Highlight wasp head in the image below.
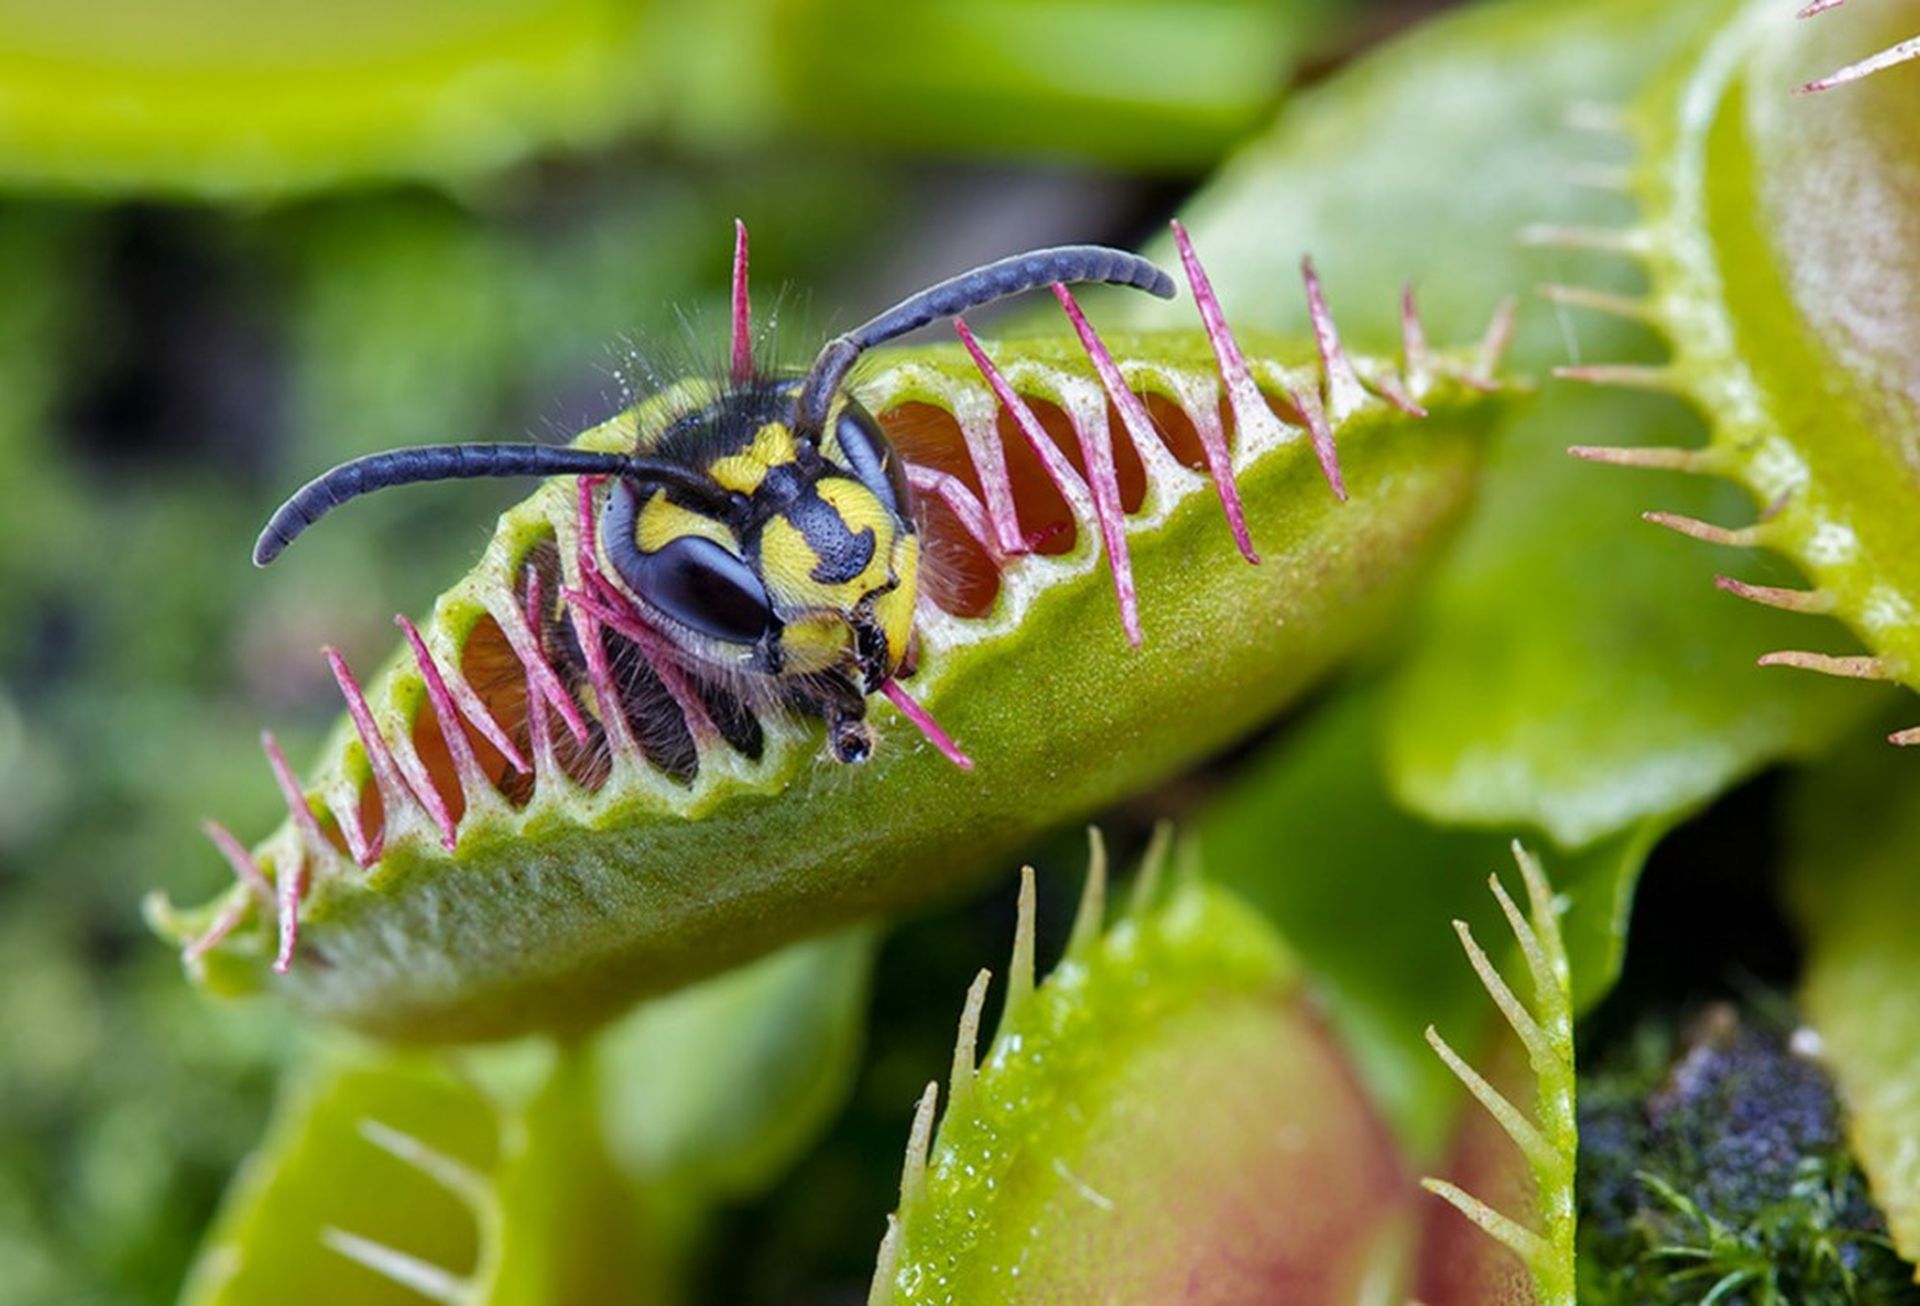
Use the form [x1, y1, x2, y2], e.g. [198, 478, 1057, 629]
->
[600, 386, 918, 740]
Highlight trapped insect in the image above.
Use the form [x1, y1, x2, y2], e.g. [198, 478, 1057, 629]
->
[254, 230, 1176, 765]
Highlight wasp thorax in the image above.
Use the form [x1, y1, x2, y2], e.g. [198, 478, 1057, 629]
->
[599, 383, 920, 720]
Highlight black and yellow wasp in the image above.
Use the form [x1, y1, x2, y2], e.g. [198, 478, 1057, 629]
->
[253, 240, 1174, 764]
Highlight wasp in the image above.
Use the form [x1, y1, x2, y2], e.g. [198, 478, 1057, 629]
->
[253, 237, 1175, 764]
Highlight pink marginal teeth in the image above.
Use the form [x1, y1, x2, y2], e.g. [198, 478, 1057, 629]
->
[1050, 283, 1144, 648]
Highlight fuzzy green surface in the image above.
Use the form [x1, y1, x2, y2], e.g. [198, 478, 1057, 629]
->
[155, 327, 1503, 1043]
[881, 877, 1412, 1304]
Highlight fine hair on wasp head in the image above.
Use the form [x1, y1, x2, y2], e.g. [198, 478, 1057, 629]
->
[249, 221, 1177, 767]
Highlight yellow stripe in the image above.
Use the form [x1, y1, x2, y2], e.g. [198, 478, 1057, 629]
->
[635, 490, 736, 553]
[707, 421, 798, 495]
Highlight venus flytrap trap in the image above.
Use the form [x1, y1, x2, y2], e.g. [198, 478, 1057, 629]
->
[148, 223, 1514, 1043]
[871, 831, 1414, 1304]
[185, 1044, 667, 1306]
[1541, 0, 1920, 747]
[182, 929, 872, 1304]
[1139, 0, 1869, 854]
[1421, 845, 1578, 1306]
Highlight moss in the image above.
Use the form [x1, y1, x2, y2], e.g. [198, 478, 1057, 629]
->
[1577, 1004, 1918, 1304]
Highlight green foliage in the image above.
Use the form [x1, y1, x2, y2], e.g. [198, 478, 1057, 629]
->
[0, 0, 1317, 199]
[768, 0, 1321, 168]
[3, 0, 1918, 1298]
[0, 1, 657, 199]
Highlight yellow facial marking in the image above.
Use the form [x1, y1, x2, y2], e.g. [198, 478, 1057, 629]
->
[707, 422, 797, 495]
[777, 611, 851, 675]
[873, 534, 920, 668]
[635, 490, 735, 554]
[759, 515, 828, 604]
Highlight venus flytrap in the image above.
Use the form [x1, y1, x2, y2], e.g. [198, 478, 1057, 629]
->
[1547, 0, 1920, 747]
[182, 929, 872, 1304]
[871, 832, 1415, 1304]
[1135, 0, 1866, 853]
[149, 229, 1513, 1044]
[1422, 845, 1578, 1306]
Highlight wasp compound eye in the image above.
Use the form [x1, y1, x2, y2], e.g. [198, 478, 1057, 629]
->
[832, 404, 912, 522]
[603, 481, 773, 645]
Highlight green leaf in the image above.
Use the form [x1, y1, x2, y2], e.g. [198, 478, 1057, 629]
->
[767, 0, 1323, 169]
[873, 845, 1415, 1302]
[1787, 736, 1920, 1265]
[1132, 0, 1867, 848]
[0, 2, 657, 199]
[153, 282, 1511, 1042]
[0, 0, 1324, 198]
[594, 928, 874, 1205]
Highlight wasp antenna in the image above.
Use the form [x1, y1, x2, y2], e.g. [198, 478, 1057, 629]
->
[794, 245, 1175, 438]
[252, 445, 719, 566]
[731, 218, 753, 384]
